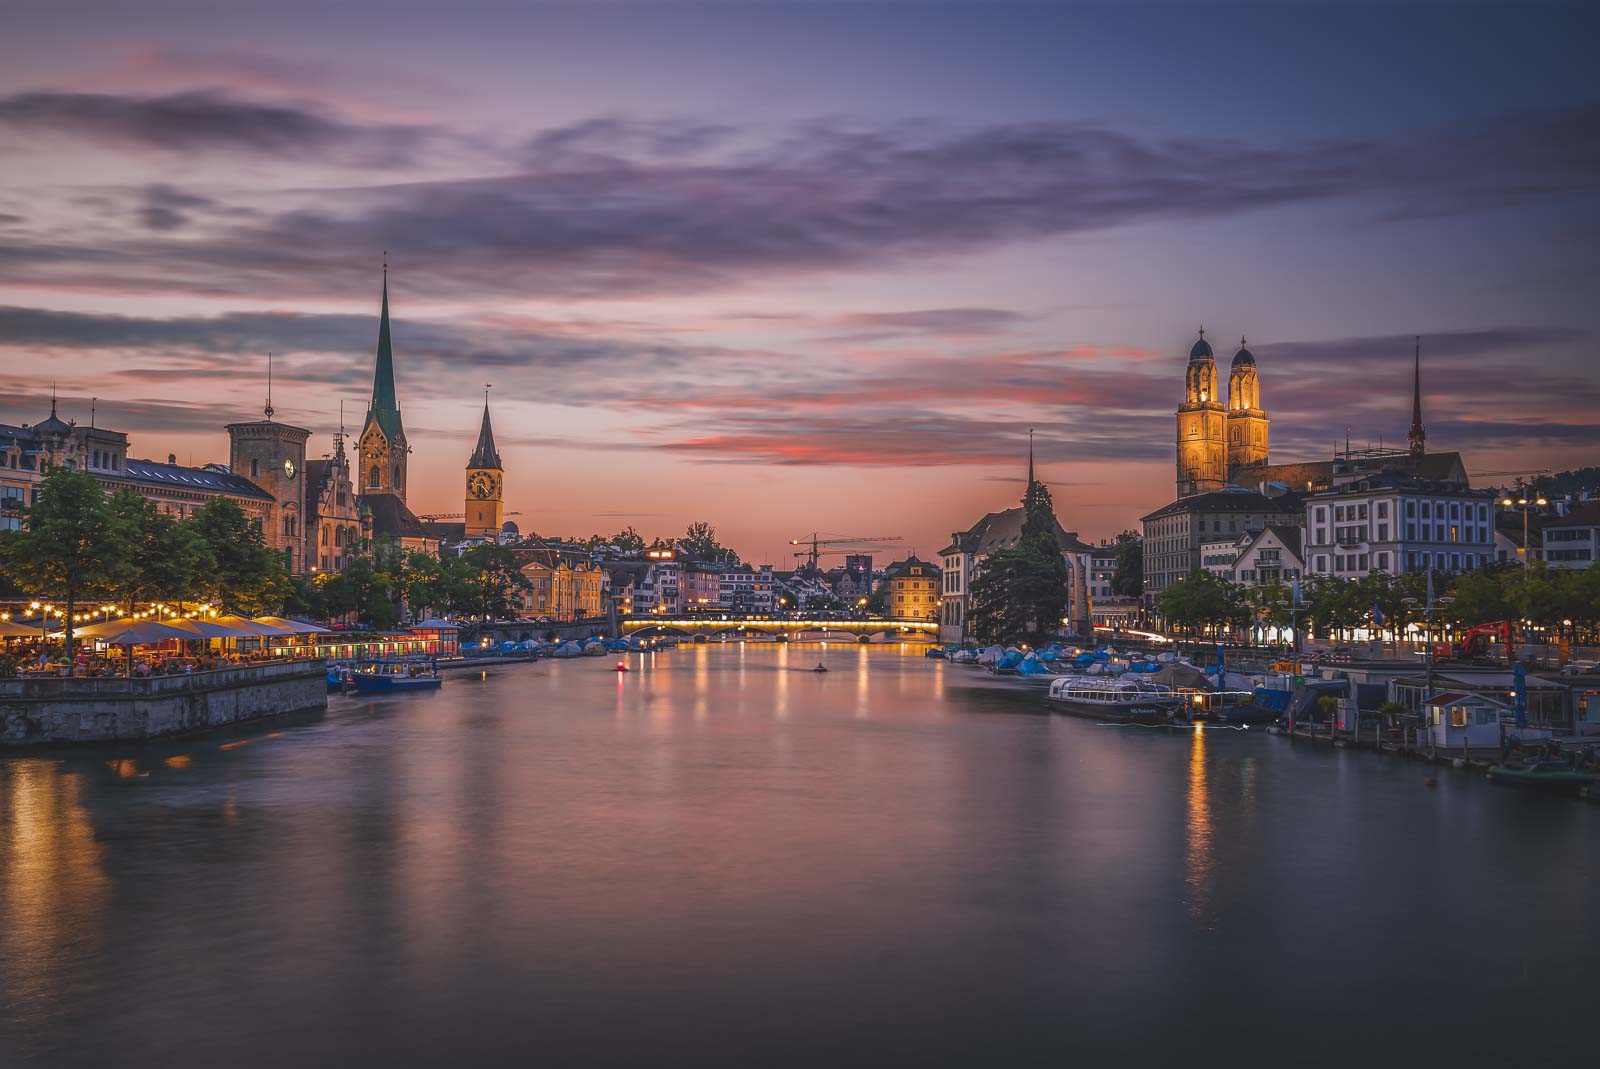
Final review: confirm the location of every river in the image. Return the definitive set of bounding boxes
[1,644,1594,1067]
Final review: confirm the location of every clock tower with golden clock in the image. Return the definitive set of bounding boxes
[464,394,504,540]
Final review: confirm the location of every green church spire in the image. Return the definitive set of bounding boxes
[365,259,404,440]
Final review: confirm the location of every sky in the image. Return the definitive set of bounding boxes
[2,1,1597,565]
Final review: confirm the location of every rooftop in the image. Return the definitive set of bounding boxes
[115,458,274,501]
[1141,486,1303,522]
[942,505,1096,556]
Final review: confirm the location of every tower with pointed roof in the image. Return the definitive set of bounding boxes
[1225,335,1269,475]
[358,263,409,502]
[463,391,504,540]
[1408,336,1426,459]
[227,353,312,573]
[1175,328,1227,497]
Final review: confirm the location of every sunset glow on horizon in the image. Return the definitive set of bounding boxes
[3,2,1596,561]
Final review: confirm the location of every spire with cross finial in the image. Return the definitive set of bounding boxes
[1408,335,1426,458]
[264,352,275,420]
[469,385,501,470]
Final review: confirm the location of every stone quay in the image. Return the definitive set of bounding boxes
[0,660,328,746]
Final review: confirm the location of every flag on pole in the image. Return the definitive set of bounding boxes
[1512,661,1528,729]
[1425,569,1435,609]
[1291,575,1302,607]
[1372,600,1385,628]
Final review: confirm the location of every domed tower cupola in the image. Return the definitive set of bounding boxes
[1229,336,1259,409]
[1225,334,1269,476]
[1175,328,1227,497]
[1184,327,1218,404]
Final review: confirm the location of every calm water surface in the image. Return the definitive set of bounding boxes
[2,645,1595,1067]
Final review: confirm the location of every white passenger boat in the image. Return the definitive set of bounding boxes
[1046,677,1182,722]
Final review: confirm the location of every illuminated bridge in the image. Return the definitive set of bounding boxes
[620,617,939,642]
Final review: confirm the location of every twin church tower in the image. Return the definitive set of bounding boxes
[1175,328,1269,498]
[356,266,505,541]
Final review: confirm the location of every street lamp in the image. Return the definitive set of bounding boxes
[1403,591,1456,699]
[1500,486,1548,575]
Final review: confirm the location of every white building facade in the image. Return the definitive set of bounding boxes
[1303,476,1494,579]
[1543,501,1599,569]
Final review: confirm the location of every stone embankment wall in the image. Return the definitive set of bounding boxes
[0,660,328,746]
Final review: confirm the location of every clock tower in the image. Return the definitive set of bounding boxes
[227,376,311,574]
[464,395,504,540]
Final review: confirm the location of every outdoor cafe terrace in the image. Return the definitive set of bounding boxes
[0,605,459,677]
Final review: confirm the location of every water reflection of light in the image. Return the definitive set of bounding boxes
[694,645,709,721]
[106,757,149,779]
[1185,726,1214,924]
[1,762,110,1012]
[856,646,870,718]
[775,643,789,719]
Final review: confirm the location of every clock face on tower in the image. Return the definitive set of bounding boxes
[283,458,297,479]
[468,471,498,499]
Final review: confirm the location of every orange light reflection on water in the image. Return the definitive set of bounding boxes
[1,762,110,1012]
[1185,726,1214,924]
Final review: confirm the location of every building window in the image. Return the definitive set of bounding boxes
[251,459,259,477]
[369,465,380,488]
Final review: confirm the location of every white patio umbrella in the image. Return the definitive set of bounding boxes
[251,616,331,634]
[167,618,257,639]
[96,620,202,645]
[210,614,295,636]
[0,619,44,638]
[72,617,182,641]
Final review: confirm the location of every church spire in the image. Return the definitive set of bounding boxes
[371,256,398,418]
[1026,427,1035,488]
[1408,335,1426,458]
[469,387,501,469]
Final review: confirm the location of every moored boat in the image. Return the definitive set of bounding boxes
[1046,676,1182,722]
[352,658,443,693]
[326,665,353,693]
[1487,757,1596,795]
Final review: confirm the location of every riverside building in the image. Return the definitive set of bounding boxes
[1302,475,1494,578]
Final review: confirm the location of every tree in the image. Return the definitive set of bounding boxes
[310,544,398,629]
[968,477,1071,645]
[1445,569,1514,629]
[864,583,889,616]
[104,489,213,613]
[610,526,646,554]
[1109,530,1143,597]
[0,467,132,671]
[189,497,290,616]
[1159,569,1249,637]
[458,544,531,621]
[681,521,739,565]
[398,550,449,619]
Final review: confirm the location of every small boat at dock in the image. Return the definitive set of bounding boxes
[1487,745,1598,795]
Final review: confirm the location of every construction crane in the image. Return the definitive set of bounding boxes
[416,510,524,522]
[788,533,902,570]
